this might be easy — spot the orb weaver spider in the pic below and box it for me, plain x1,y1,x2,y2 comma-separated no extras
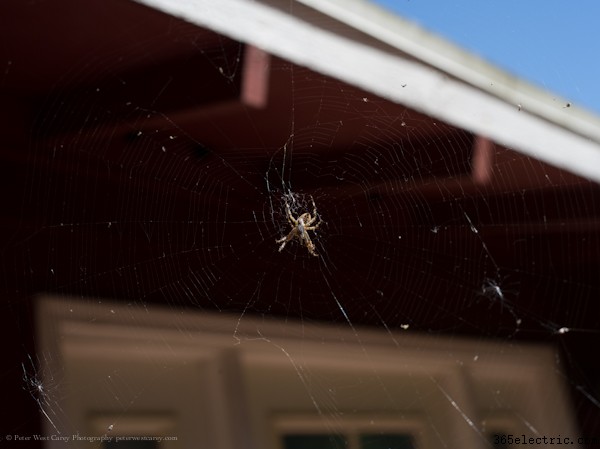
276,197,323,257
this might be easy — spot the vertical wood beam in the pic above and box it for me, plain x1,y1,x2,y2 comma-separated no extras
472,135,494,185
242,45,270,109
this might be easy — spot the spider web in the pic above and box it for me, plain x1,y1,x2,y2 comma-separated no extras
2,1,600,447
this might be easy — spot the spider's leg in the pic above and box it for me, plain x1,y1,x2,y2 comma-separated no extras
276,230,293,244
305,214,316,227
285,203,298,227
277,230,296,251
277,238,288,252
304,219,322,231
304,234,318,257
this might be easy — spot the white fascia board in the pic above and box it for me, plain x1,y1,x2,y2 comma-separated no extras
299,0,600,144
134,0,600,184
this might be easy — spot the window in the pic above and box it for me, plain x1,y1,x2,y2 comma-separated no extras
280,432,415,449
37,296,579,449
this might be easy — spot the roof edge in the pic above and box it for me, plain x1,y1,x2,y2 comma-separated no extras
133,0,600,184
298,0,600,145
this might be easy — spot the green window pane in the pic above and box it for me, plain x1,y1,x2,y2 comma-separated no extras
283,433,348,449
359,433,415,449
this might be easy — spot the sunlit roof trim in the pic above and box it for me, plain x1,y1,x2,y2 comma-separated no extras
134,0,600,183
299,0,600,143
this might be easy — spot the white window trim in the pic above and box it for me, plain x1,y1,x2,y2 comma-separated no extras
37,295,580,449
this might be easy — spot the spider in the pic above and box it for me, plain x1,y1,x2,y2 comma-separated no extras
276,198,322,256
